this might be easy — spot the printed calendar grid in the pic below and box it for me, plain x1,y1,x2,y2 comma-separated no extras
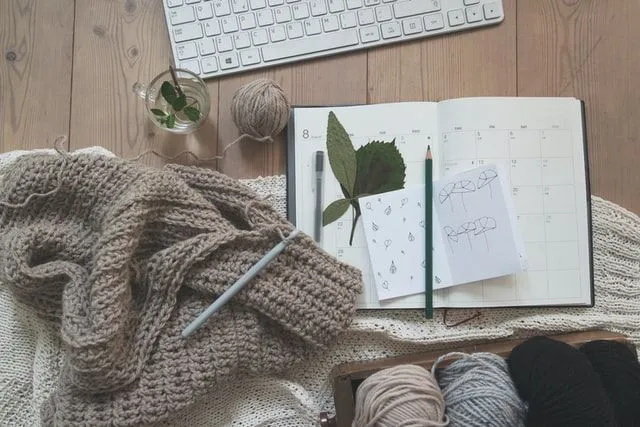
437,127,583,305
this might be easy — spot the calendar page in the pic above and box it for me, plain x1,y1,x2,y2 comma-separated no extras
290,103,439,309
433,97,592,308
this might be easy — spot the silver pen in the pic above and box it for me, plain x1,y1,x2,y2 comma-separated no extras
314,151,324,243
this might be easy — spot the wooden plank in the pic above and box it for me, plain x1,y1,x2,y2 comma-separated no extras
368,0,517,103
330,330,633,427
517,0,640,214
216,54,368,179
0,0,74,152
69,0,219,165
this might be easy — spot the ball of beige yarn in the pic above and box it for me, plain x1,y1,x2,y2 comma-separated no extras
230,78,290,141
352,364,449,427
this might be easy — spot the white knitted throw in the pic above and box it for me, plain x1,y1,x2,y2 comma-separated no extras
1,147,639,427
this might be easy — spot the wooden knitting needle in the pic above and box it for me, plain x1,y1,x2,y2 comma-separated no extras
181,228,301,339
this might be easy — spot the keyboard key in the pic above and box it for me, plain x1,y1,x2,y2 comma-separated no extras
447,9,464,26
219,52,239,69
358,8,375,25
382,0,395,2
393,0,439,18
262,29,358,61
268,0,284,5
340,12,357,28
167,0,183,7
170,7,195,25
173,23,203,42
216,34,234,51
195,3,214,19
287,0,301,3
423,13,443,30
380,21,400,38
304,18,322,35
197,38,216,55
359,25,379,43
346,0,362,9
234,32,252,48
464,0,479,4
186,0,200,4
176,42,198,59
269,25,287,41
251,28,269,44
239,13,257,29
483,2,501,19
240,48,261,65
232,0,249,12
213,0,231,16
322,15,340,31
250,0,266,8
310,0,327,16
221,16,239,32
375,5,392,21
365,0,379,4
275,6,292,22
203,19,222,36
201,57,218,73
328,0,345,13
402,16,422,34
287,21,304,38
292,3,309,19
465,5,482,23
257,9,274,26
180,59,200,74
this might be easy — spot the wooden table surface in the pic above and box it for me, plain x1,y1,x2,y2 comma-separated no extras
2,0,639,213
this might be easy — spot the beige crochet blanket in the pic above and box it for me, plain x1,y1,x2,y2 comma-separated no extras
2,148,640,427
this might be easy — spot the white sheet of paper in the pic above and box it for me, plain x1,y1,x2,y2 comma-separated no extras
360,187,452,301
435,163,527,285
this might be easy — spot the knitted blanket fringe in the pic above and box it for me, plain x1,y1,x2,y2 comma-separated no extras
1,148,640,427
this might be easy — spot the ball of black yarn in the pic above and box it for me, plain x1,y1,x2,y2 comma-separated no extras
507,336,617,427
581,340,640,426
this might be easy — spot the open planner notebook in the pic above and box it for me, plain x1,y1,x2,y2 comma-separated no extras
286,98,593,310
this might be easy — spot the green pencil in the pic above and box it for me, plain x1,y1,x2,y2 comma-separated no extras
425,145,433,319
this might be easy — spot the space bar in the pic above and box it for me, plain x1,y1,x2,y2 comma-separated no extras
262,31,359,62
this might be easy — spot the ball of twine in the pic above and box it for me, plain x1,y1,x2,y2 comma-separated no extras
230,78,290,142
352,364,449,427
432,352,527,427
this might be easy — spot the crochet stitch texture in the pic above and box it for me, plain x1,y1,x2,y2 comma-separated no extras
0,153,362,426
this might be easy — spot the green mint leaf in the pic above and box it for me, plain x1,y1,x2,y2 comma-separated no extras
355,139,406,196
161,81,177,105
322,199,351,226
165,114,176,129
326,111,357,198
183,106,200,122
172,95,187,111
150,108,166,117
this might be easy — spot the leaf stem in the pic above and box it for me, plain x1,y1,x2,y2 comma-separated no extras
169,65,184,98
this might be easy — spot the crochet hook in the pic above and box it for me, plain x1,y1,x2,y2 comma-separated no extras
181,228,301,338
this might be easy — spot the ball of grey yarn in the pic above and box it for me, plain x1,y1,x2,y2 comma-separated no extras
431,352,527,427
230,78,290,140
352,364,449,427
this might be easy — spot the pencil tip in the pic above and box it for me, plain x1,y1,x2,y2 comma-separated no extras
426,145,432,159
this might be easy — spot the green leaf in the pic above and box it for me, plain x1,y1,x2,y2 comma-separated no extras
322,199,351,226
161,81,177,105
172,95,187,111
150,108,166,117
165,114,176,129
183,106,201,122
326,111,357,198
354,139,406,196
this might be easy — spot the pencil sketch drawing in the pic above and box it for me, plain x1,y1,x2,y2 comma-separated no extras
443,216,497,253
439,180,476,212
477,169,498,199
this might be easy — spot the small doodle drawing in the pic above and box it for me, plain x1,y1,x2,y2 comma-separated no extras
401,198,408,207
444,216,497,253
384,205,392,215
439,180,476,212
365,202,373,210
477,169,498,199
403,217,407,223
381,281,389,289
372,222,379,231
408,232,415,242
474,216,497,250
419,220,425,228
384,239,392,249
390,261,397,274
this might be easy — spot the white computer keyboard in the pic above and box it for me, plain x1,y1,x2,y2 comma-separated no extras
162,0,504,79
